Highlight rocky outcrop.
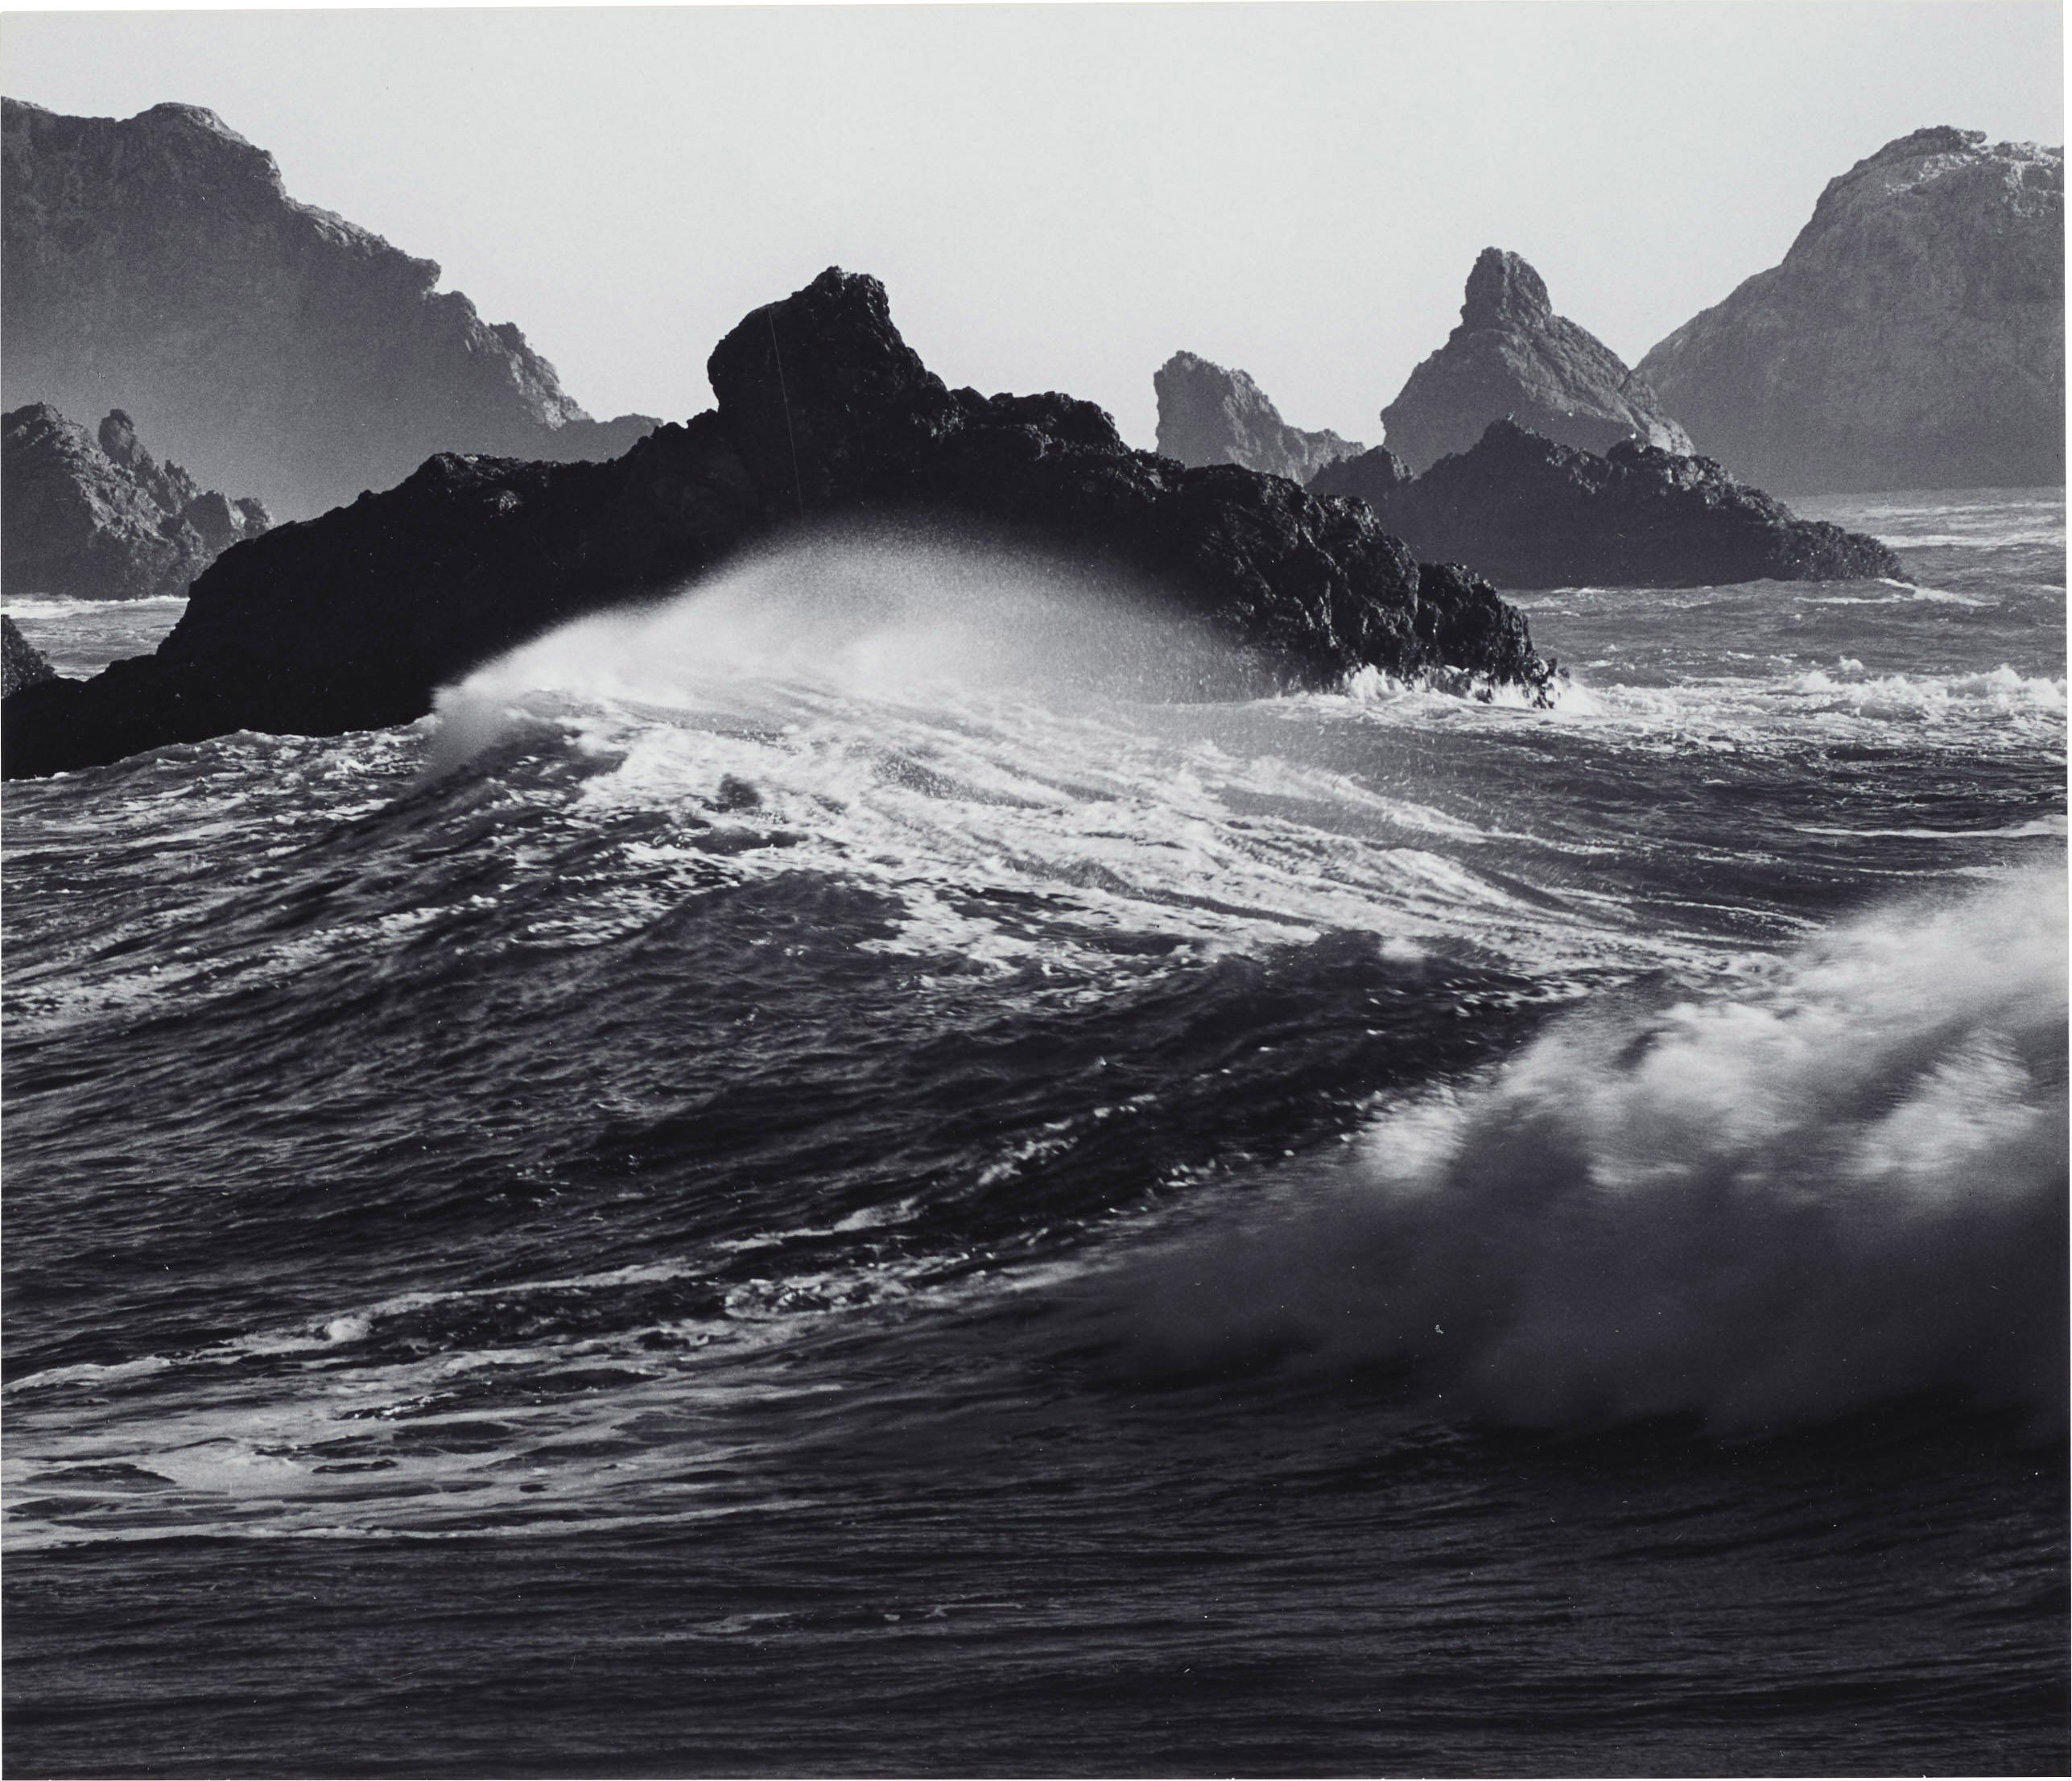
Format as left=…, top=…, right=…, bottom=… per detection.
left=3, top=269, right=1554, bottom=779
left=2, top=97, right=658, bottom=519
left=1328, top=419, right=1900, bottom=589
left=1, top=614, right=56, bottom=696
left=3, top=403, right=272, bottom=600
left=1154, top=353, right=1363, bottom=483
left=1381, top=250, right=1694, bottom=474
left=1637, top=128, right=2064, bottom=492
left=1308, top=444, right=1414, bottom=512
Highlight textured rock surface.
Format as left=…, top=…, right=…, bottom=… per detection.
left=1308, top=444, right=1414, bottom=512
left=1381, top=250, right=1694, bottom=473
left=4, top=270, right=1554, bottom=779
left=1637, top=128, right=2064, bottom=492
left=1338, top=419, right=1900, bottom=589
left=1154, top=352, right=1363, bottom=482
left=1, top=614, right=56, bottom=696
left=3, top=402, right=272, bottom=600
left=2, top=97, right=658, bottom=519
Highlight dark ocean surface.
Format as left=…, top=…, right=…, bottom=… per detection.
left=4, top=490, right=2066, bottom=1776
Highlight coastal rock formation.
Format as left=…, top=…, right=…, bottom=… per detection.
left=1, top=614, right=56, bottom=696
left=1335, top=419, right=1899, bottom=589
left=1154, top=352, right=1363, bottom=482
left=2, top=97, right=658, bottom=519
left=1637, top=128, right=2065, bottom=492
left=4, top=270, right=1553, bottom=779
left=1308, top=444, right=1414, bottom=512
left=1381, top=250, right=1694, bottom=473
left=3, top=403, right=272, bottom=601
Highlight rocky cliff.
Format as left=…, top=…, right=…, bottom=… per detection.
left=1637, top=128, right=2064, bottom=493
left=1381, top=249, right=1694, bottom=474
left=1, top=614, right=56, bottom=697
left=2, top=97, right=658, bottom=519
left=1326, top=419, right=1899, bottom=590
left=1154, top=352, right=1363, bottom=483
left=3, top=270, right=1554, bottom=779
left=3, top=403, right=272, bottom=600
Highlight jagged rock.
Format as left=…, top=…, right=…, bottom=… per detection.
left=1329, top=419, right=1900, bottom=589
left=1154, top=352, right=1363, bottom=482
left=1638, top=128, right=2065, bottom=492
left=1308, top=444, right=1414, bottom=511
left=1, top=614, right=56, bottom=696
left=3, top=269, right=1554, bottom=779
left=2, top=403, right=271, bottom=601
left=2, top=98, right=658, bottom=519
left=1381, top=249, right=1694, bottom=474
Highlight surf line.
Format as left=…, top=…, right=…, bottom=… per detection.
left=768, top=311, right=808, bottom=523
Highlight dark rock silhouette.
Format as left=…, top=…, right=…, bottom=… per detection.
left=1381, top=249, right=1694, bottom=473
left=2, top=97, right=658, bottom=519
left=3, top=402, right=272, bottom=601
left=1638, top=128, right=2064, bottom=492
left=1, top=614, right=56, bottom=696
left=1308, top=444, right=1414, bottom=512
left=1325, top=419, right=1900, bottom=589
left=1154, top=352, right=1363, bottom=482
left=3, top=269, right=1554, bottom=779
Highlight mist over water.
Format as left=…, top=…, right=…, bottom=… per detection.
left=429, top=527, right=1260, bottom=779
left=3, top=493, right=2066, bottom=1775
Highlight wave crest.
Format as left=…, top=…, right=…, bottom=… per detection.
left=1100, top=865, right=2069, bottom=1434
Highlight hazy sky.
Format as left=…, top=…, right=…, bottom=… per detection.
left=4, top=4, right=2062, bottom=448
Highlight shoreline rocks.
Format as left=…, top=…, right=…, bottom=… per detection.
left=3, top=403, right=272, bottom=601
left=3, top=268, right=1554, bottom=779
left=1381, top=249, right=1693, bottom=474
left=2, top=97, right=658, bottom=520
left=1316, top=419, right=1901, bottom=589
left=1154, top=352, right=1363, bottom=483
left=1637, top=128, right=2064, bottom=493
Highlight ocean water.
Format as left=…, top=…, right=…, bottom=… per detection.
left=3, top=492, right=2066, bottom=1776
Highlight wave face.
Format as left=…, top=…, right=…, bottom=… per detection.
left=1096, top=866, right=2068, bottom=1432
left=3, top=491, right=2066, bottom=1776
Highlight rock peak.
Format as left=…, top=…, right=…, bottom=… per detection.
left=1461, top=249, right=1552, bottom=330
left=1152, top=350, right=1362, bottom=483
left=1640, top=126, right=2063, bottom=490
left=1859, top=125, right=1989, bottom=169
left=134, top=101, right=252, bottom=145
left=1382, top=250, right=1690, bottom=472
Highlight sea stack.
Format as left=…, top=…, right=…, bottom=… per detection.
left=1, top=97, right=658, bottom=519
left=1326, top=419, right=1901, bottom=590
left=2, top=403, right=272, bottom=600
left=3, top=269, right=1554, bottom=779
left=1154, top=352, right=1364, bottom=484
left=1381, top=249, right=1694, bottom=473
left=1637, top=128, right=2065, bottom=492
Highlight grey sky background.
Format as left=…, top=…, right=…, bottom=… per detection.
left=3, top=4, right=2062, bottom=448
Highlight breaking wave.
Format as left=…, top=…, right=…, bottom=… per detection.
left=1096, top=864, right=2069, bottom=1433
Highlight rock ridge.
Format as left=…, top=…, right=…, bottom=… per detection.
left=1312, top=419, right=1901, bottom=589
left=3, top=269, right=1554, bottom=779
left=3, top=402, right=273, bottom=600
left=2, top=96, right=659, bottom=519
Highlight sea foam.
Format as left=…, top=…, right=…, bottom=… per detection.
left=1101, top=864, right=2069, bottom=1434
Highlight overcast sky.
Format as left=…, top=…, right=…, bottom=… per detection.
left=3, top=3, right=2062, bottom=448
